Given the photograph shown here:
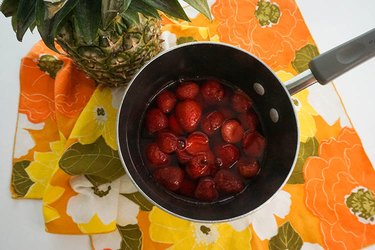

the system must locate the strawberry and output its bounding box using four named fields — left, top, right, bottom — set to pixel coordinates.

left=214, top=169, right=245, bottom=194
left=176, top=148, right=193, bottom=164
left=221, top=119, right=244, bottom=143
left=186, top=152, right=215, bottom=179
left=145, top=108, right=168, bottom=133
left=178, top=178, right=197, bottom=197
left=156, top=131, right=178, bottom=154
left=176, top=81, right=200, bottom=100
left=175, top=99, right=202, bottom=132
left=156, top=90, right=177, bottom=113
left=168, top=115, right=185, bottom=135
left=218, top=107, right=235, bottom=120
left=214, top=143, right=240, bottom=168
left=201, top=111, right=225, bottom=135
left=231, top=90, right=252, bottom=113
left=237, top=159, right=260, bottom=178
left=185, top=132, right=210, bottom=155
left=145, top=143, right=169, bottom=167
left=194, top=177, right=219, bottom=202
left=242, top=131, right=266, bottom=158
left=153, top=166, right=184, bottom=191
left=239, top=111, right=258, bottom=132
left=201, top=80, right=225, bottom=104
